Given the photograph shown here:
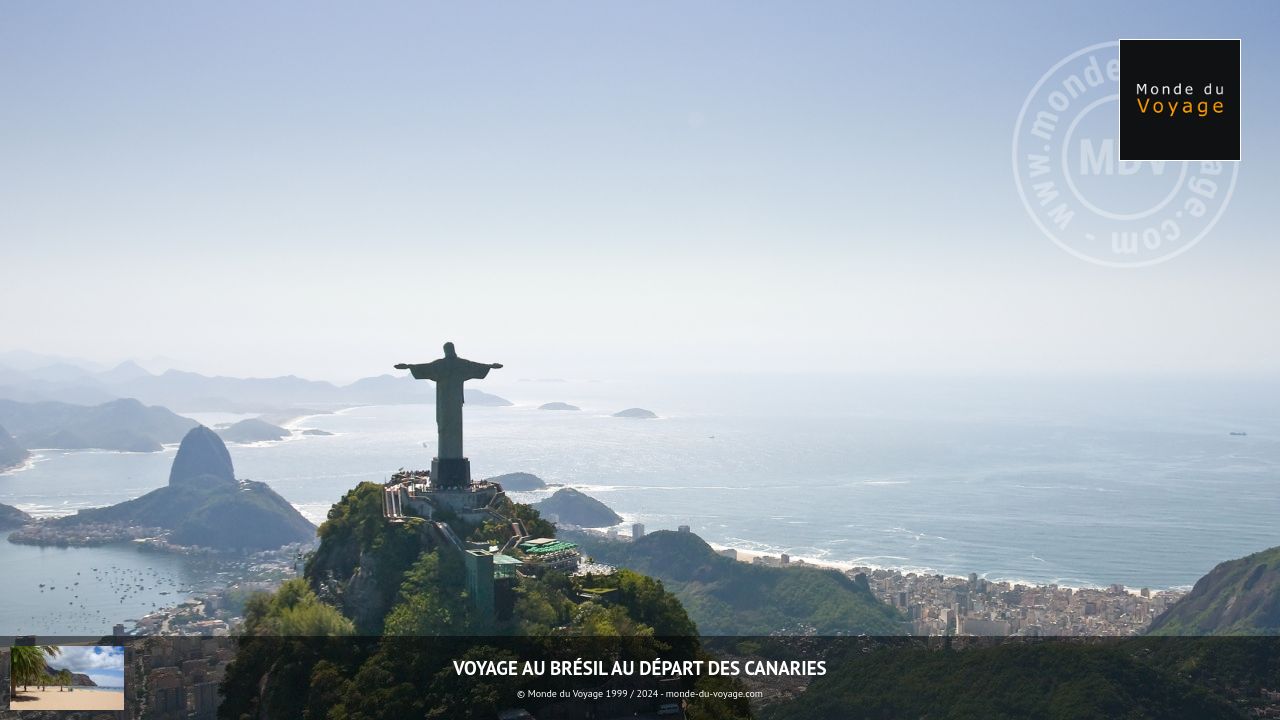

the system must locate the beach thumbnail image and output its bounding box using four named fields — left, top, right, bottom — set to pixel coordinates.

left=8, top=645, right=125, bottom=711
